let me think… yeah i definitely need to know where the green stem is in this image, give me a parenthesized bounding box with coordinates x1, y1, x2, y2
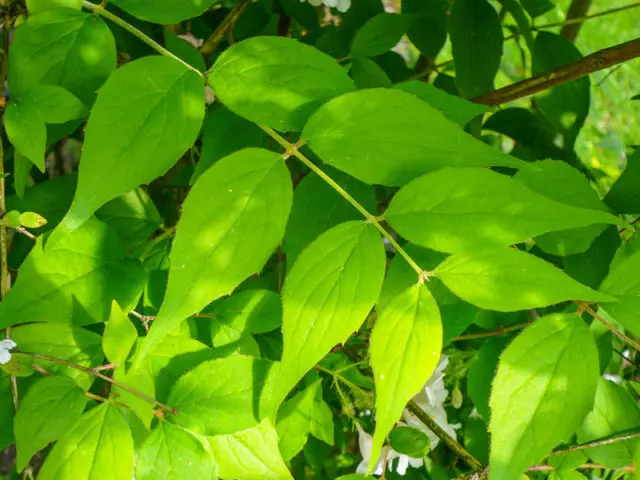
(534, 2, 640, 31)
(548, 430, 640, 457)
(81, 1, 204, 77)
(583, 304, 640, 352)
(260, 126, 425, 278)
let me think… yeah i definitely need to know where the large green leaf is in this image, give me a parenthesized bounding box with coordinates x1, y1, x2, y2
(210, 36, 355, 132)
(53, 56, 204, 239)
(14, 376, 87, 471)
(434, 248, 614, 311)
(8, 9, 116, 104)
(207, 419, 293, 480)
(10, 324, 103, 390)
(599, 249, 640, 336)
(39, 403, 134, 480)
(369, 283, 442, 471)
(168, 356, 279, 435)
(402, 0, 447, 58)
(4, 101, 46, 171)
(137, 423, 216, 480)
(490, 313, 599, 479)
(137, 148, 292, 366)
(302, 89, 523, 186)
(112, 0, 217, 24)
(449, 0, 503, 98)
(350, 13, 405, 58)
(577, 378, 640, 468)
(385, 168, 621, 253)
(0, 218, 145, 328)
(280, 221, 385, 394)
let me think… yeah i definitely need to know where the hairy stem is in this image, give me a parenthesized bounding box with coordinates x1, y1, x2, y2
(473, 38, 640, 106)
(260, 125, 425, 278)
(20, 352, 178, 414)
(406, 400, 483, 472)
(549, 430, 640, 457)
(81, 1, 204, 77)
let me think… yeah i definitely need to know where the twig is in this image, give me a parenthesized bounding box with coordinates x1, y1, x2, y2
(452, 322, 530, 341)
(559, 0, 592, 42)
(200, 0, 251, 56)
(528, 463, 633, 472)
(582, 304, 640, 352)
(535, 2, 640, 32)
(406, 400, 483, 472)
(19, 352, 178, 414)
(473, 38, 640, 106)
(549, 430, 640, 457)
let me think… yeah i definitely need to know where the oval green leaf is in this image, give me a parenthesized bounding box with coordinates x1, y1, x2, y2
(210, 36, 355, 132)
(599, 249, 640, 337)
(351, 13, 405, 58)
(302, 89, 522, 186)
(490, 313, 599, 479)
(434, 248, 615, 311)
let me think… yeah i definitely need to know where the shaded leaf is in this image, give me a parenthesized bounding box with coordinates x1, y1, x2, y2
(600, 249, 640, 337)
(111, 0, 217, 24)
(102, 301, 138, 365)
(351, 13, 405, 58)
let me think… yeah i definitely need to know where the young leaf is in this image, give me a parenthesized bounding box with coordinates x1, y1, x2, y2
(490, 313, 599, 479)
(350, 13, 405, 58)
(210, 36, 355, 132)
(137, 423, 217, 480)
(10, 324, 103, 390)
(385, 167, 622, 253)
(302, 89, 523, 186)
(111, 0, 217, 24)
(4, 101, 46, 171)
(280, 221, 385, 394)
(395, 81, 492, 126)
(207, 419, 294, 480)
(599, 249, 640, 337)
(14, 376, 87, 471)
(102, 301, 138, 365)
(137, 148, 292, 366)
(39, 403, 134, 480)
(577, 378, 640, 468)
(8, 9, 116, 104)
(0, 218, 145, 329)
(53, 56, 204, 239)
(369, 284, 443, 471)
(434, 248, 615, 311)
(449, 0, 503, 98)
(167, 356, 279, 436)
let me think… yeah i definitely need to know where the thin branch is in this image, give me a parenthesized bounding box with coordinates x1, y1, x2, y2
(549, 431, 640, 457)
(473, 38, 640, 106)
(582, 304, 640, 352)
(200, 0, 251, 56)
(452, 322, 530, 341)
(20, 352, 178, 415)
(528, 463, 633, 472)
(81, 1, 204, 77)
(535, 2, 640, 32)
(559, 0, 592, 42)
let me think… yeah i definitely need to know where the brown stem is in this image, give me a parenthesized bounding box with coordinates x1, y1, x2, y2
(528, 463, 633, 472)
(406, 400, 483, 472)
(582, 304, 640, 352)
(20, 352, 178, 415)
(560, 0, 592, 42)
(473, 38, 640, 106)
(200, 0, 251, 56)
(548, 430, 640, 457)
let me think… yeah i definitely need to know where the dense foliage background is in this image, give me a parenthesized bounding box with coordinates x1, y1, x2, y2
(1, 0, 640, 479)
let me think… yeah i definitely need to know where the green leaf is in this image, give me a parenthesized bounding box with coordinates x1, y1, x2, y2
(209, 36, 355, 132)
(10, 323, 103, 389)
(53, 56, 204, 238)
(0, 218, 145, 328)
(168, 356, 279, 435)
(605, 148, 640, 214)
(369, 284, 442, 469)
(564, 226, 621, 290)
(39, 403, 134, 480)
(4, 101, 46, 171)
(21, 85, 88, 124)
(280, 221, 385, 393)
(350, 57, 393, 89)
(533, 33, 589, 146)
(137, 148, 292, 366)
(163, 28, 206, 72)
(519, 0, 554, 17)
(136, 423, 216, 480)
(207, 419, 293, 480)
(4, 210, 23, 228)
(395, 81, 492, 126)
(577, 378, 640, 468)
(489, 313, 599, 479)
(403, 0, 447, 58)
(13, 152, 33, 199)
(350, 13, 405, 58)
(389, 426, 431, 458)
(14, 375, 87, 471)
(434, 248, 615, 311)
(600, 250, 640, 337)
(111, 0, 217, 24)
(547, 450, 588, 471)
(0, 373, 16, 450)
(276, 380, 320, 460)
(467, 338, 506, 421)
(19, 211, 47, 229)
(102, 301, 138, 364)
(302, 89, 522, 186)
(449, 0, 503, 98)
(27, 0, 83, 13)
(8, 9, 116, 104)
(284, 167, 376, 266)
(385, 167, 621, 253)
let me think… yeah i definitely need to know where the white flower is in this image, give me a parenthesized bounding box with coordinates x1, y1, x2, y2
(355, 424, 423, 476)
(0, 339, 17, 365)
(301, 0, 351, 13)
